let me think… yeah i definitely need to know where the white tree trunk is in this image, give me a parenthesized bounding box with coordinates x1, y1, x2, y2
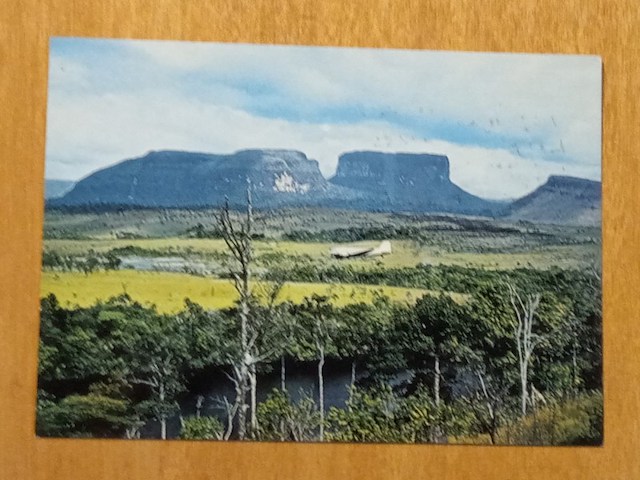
(249, 363, 257, 436)
(572, 336, 578, 394)
(281, 355, 286, 391)
(237, 363, 248, 440)
(160, 420, 167, 441)
(318, 346, 325, 441)
(508, 284, 541, 418)
(159, 382, 167, 440)
(520, 364, 528, 416)
(434, 354, 441, 407)
(476, 371, 498, 444)
(350, 360, 356, 393)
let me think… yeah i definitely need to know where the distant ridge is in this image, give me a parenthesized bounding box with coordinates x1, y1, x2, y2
(48, 149, 601, 225)
(45, 179, 75, 199)
(50, 149, 502, 214)
(508, 175, 601, 226)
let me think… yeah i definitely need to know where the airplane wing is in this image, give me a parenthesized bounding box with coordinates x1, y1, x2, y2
(330, 246, 374, 258)
(366, 240, 392, 257)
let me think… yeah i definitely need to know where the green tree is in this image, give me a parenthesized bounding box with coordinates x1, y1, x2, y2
(405, 294, 472, 407)
(326, 385, 409, 443)
(36, 391, 139, 438)
(334, 296, 393, 394)
(295, 294, 338, 441)
(124, 312, 190, 440)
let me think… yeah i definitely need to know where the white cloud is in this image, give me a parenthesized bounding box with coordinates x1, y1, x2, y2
(127, 40, 602, 167)
(45, 88, 600, 199)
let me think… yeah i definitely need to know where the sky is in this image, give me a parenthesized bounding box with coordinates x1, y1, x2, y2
(45, 37, 602, 200)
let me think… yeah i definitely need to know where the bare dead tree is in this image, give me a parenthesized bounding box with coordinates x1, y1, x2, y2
(216, 182, 286, 439)
(216, 181, 254, 440)
(457, 361, 508, 445)
(507, 283, 542, 417)
(287, 389, 321, 442)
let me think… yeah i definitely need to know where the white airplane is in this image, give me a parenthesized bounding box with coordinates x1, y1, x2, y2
(330, 240, 392, 259)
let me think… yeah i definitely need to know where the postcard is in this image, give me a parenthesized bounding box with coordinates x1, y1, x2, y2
(38, 37, 602, 444)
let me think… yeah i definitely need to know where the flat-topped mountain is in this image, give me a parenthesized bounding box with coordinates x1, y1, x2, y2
(52, 149, 501, 214)
(48, 149, 600, 224)
(330, 151, 500, 215)
(508, 175, 601, 226)
(55, 150, 353, 208)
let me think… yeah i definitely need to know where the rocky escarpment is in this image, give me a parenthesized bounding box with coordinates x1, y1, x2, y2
(508, 175, 601, 226)
(53, 149, 502, 214)
(330, 151, 502, 215)
(54, 150, 347, 208)
(50, 149, 598, 224)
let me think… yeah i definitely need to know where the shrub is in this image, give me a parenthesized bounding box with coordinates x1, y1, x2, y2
(256, 389, 320, 442)
(36, 393, 139, 438)
(326, 385, 411, 443)
(497, 392, 603, 445)
(179, 416, 224, 440)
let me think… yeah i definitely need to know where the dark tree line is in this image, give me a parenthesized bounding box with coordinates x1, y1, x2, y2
(42, 250, 121, 274)
(266, 261, 598, 297)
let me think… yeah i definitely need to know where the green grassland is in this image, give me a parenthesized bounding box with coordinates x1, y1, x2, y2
(44, 236, 599, 270)
(43, 207, 601, 270)
(41, 270, 442, 313)
(41, 208, 600, 311)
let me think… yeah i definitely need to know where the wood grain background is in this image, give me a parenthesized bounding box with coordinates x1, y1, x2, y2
(1, 1, 638, 478)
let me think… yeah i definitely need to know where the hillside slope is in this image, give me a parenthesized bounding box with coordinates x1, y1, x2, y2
(508, 175, 601, 226)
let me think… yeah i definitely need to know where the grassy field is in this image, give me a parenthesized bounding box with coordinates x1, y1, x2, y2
(44, 237, 598, 270)
(40, 271, 447, 313)
(40, 209, 599, 312)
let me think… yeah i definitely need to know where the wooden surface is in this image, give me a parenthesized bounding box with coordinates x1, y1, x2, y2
(1, 1, 638, 478)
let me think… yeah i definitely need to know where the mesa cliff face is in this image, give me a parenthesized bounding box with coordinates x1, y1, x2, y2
(57, 150, 338, 208)
(331, 151, 451, 194)
(49, 149, 599, 224)
(330, 151, 500, 214)
(54, 149, 501, 214)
